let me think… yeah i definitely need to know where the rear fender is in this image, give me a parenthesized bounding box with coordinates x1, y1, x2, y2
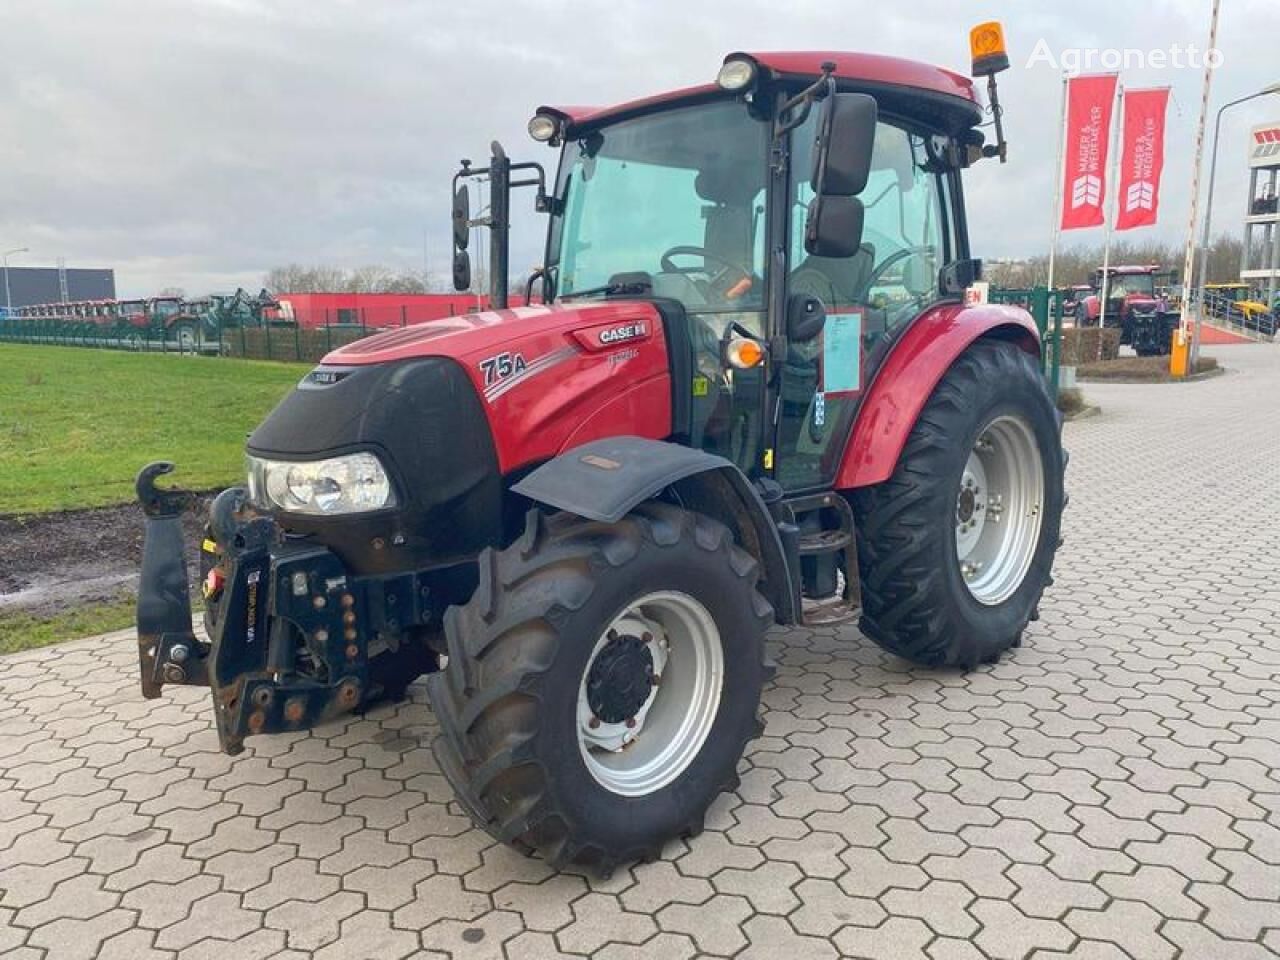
(835, 303, 1040, 490)
(512, 436, 799, 624)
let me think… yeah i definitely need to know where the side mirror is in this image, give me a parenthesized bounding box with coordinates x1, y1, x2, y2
(452, 250, 471, 291)
(940, 258, 982, 296)
(804, 195, 864, 258)
(452, 184, 470, 251)
(787, 293, 826, 342)
(811, 93, 878, 197)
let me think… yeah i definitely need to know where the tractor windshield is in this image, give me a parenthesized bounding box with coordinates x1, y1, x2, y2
(1105, 273, 1155, 297)
(548, 100, 769, 312)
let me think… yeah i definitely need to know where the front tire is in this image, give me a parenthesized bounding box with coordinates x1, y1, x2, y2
(427, 503, 773, 874)
(851, 340, 1064, 668)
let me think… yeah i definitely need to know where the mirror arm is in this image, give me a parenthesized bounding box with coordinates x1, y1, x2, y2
(524, 267, 547, 306)
(773, 63, 836, 139)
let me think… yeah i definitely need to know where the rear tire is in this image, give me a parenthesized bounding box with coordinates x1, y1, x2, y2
(427, 502, 773, 874)
(851, 340, 1064, 668)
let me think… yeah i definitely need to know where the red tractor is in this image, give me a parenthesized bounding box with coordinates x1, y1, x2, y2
(137, 26, 1065, 873)
(1075, 264, 1176, 356)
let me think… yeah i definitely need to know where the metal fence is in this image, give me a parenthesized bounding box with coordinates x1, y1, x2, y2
(987, 286, 1066, 394)
(0, 305, 474, 364)
(2, 292, 1068, 389)
(1200, 291, 1278, 339)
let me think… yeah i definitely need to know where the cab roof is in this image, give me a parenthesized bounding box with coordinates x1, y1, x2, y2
(1097, 265, 1162, 275)
(541, 51, 983, 135)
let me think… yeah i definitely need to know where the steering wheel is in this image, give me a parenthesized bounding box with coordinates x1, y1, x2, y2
(659, 246, 754, 300)
(860, 245, 935, 297)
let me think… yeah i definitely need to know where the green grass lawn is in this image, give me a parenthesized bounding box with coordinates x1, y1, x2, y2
(0, 344, 307, 514)
(0, 594, 138, 655)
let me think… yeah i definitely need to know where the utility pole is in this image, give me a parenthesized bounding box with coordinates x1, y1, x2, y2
(3, 247, 29, 316)
(1176, 0, 1221, 375)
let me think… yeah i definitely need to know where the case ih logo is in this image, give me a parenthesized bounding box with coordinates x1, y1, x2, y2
(1071, 174, 1102, 209)
(598, 322, 647, 345)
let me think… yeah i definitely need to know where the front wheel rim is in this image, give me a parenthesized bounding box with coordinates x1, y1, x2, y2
(955, 415, 1045, 606)
(576, 590, 723, 797)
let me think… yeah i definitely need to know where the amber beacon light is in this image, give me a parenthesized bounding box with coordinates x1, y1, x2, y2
(969, 21, 1010, 76)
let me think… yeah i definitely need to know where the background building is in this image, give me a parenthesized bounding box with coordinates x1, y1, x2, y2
(2, 266, 116, 309)
(1242, 121, 1280, 306)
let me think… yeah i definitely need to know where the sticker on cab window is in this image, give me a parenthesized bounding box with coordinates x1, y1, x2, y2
(821, 310, 863, 396)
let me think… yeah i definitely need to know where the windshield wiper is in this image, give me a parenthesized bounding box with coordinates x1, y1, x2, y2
(560, 279, 650, 301)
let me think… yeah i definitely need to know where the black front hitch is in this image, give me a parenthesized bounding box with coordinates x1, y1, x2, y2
(136, 462, 205, 697)
(135, 462, 433, 755)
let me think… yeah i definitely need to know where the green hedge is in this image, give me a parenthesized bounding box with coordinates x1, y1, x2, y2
(1060, 327, 1121, 365)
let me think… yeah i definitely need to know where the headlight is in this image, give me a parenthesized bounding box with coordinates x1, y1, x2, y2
(247, 452, 395, 516)
(716, 57, 757, 92)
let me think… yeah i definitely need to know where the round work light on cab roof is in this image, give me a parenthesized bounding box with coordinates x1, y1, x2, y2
(716, 57, 757, 92)
(527, 113, 560, 143)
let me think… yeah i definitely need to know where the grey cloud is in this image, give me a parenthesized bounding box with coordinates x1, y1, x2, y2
(1, 0, 1277, 295)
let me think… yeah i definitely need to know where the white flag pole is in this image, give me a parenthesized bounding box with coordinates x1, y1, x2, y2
(1047, 73, 1069, 293)
(1098, 81, 1124, 339)
(1184, 0, 1222, 371)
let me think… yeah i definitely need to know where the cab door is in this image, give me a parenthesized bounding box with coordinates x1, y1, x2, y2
(774, 114, 956, 492)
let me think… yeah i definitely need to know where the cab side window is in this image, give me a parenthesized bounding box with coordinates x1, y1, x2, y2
(776, 116, 948, 491)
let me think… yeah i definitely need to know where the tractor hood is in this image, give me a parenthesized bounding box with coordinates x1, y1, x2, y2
(1120, 293, 1159, 310)
(243, 298, 674, 573)
(275, 297, 674, 482)
(323, 302, 659, 367)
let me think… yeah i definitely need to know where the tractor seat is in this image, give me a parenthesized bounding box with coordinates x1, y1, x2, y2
(790, 243, 876, 310)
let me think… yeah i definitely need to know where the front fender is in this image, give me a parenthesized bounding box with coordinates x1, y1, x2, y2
(512, 436, 798, 624)
(835, 303, 1040, 490)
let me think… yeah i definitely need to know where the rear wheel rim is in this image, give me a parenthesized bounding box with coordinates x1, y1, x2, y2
(577, 590, 723, 797)
(955, 415, 1045, 605)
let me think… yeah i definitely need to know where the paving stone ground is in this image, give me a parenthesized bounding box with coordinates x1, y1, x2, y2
(3, 343, 1279, 960)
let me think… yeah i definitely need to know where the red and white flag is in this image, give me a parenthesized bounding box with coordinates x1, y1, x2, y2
(1060, 73, 1119, 231)
(1115, 87, 1171, 231)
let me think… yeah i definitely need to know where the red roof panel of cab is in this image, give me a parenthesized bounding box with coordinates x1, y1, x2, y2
(543, 51, 977, 130)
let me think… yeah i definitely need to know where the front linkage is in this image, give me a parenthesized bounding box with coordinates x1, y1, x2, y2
(135, 462, 434, 754)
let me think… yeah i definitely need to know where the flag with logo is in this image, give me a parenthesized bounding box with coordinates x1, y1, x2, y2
(1060, 73, 1119, 230)
(1116, 87, 1171, 231)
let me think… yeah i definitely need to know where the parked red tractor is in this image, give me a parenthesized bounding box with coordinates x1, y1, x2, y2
(1075, 264, 1176, 356)
(137, 25, 1065, 873)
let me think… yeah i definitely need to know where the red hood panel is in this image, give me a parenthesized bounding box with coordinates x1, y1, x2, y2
(323, 301, 673, 475)
(324, 303, 649, 366)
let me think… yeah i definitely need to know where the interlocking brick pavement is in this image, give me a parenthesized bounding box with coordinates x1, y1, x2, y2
(2, 343, 1278, 959)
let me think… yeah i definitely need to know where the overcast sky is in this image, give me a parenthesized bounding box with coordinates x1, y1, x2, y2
(2, 0, 1279, 297)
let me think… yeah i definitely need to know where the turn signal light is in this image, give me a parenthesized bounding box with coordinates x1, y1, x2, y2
(969, 21, 1010, 76)
(726, 337, 766, 369)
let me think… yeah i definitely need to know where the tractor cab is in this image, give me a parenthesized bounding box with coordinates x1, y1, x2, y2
(1091, 265, 1159, 310)
(455, 50, 1001, 493)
